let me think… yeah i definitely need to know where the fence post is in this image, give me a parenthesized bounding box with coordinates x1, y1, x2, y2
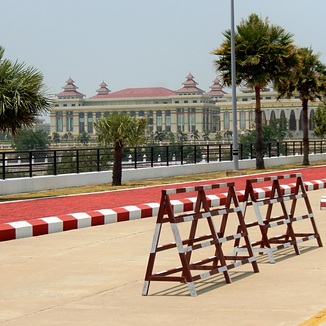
(2, 153, 5, 180)
(206, 145, 209, 163)
(218, 144, 222, 162)
(97, 148, 100, 171)
(151, 147, 154, 167)
(53, 150, 57, 175)
(76, 150, 79, 173)
(29, 151, 33, 177)
(134, 147, 137, 169)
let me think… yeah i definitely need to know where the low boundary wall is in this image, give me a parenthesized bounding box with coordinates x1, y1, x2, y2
(1, 153, 325, 195)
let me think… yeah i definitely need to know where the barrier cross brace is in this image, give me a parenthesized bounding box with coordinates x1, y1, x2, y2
(234, 173, 323, 263)
(142, 182, 259, 297)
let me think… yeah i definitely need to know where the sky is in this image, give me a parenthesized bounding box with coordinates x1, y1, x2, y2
(1, 0, 326, 99)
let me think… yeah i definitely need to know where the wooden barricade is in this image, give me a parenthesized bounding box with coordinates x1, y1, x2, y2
(142, 182, 259, 297)
(234, 173, 323, 263)
(320, 196, 326, 210)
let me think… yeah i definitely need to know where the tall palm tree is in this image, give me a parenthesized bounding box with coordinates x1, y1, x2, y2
(274, 47, 326, 165)
(94, 113, 147, 186)
(212, 13, 297, 169)
(0, 46, 50, 135)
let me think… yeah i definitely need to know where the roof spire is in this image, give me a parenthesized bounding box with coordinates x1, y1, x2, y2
(176, 73, 204, 94)
(96, 81, 111, 96)
(56, 77, 85, 99)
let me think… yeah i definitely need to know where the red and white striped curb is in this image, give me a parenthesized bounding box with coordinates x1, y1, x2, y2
(1, 179, 325, 242)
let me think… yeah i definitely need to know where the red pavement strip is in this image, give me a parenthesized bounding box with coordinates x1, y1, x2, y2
(1, 166, 326, 242)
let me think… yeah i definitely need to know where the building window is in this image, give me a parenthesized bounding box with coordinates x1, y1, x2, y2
(79, 112, 85, 133)
(165, 110, 171, 132)
(177, 108, 184, 132)
(249, 111, 255, 128)
(96, 112, 102, 121)
(188, 108, 196, 132)
(156, 110, 162, 132)
(147, 111, 153, 132)
(56, 111, 63, 132)
(289, 110, 296, 131)
(270, 110, 276, 124)
(139, 110, 144, 117)
(66, 111, 73, 132)
(104, 111, 110, 117)
(240, 111, 246, 129)
(87, 112, 93, 134)
(224, 111, 229, 130)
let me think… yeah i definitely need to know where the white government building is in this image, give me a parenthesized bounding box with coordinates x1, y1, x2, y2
(49, 73, 318, 140)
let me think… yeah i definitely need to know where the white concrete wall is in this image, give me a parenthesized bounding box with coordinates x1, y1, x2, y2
(1, 154, 325, 195)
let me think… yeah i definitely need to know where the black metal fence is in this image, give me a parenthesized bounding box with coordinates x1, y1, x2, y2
(1, 141, 325, 180)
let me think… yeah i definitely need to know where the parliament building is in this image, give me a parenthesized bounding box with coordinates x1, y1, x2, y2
(49, 73, 318, 140)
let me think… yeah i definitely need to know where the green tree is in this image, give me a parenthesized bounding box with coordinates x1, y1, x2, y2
(0, 46, 50, 135)
(191, 129, 200, 142)
(213, 13, 297, 169)
(224, 130, 233, 140)
(78, 132, 90, 145)
(154, 130, 167, 143)
(13, 129, 49, 151)
(240, 118, 290, 158)
(313, 101, 326, 139)
(52, 132, 60, 144)
(167, 131, 175, 143)
(215, 131, 223, 142)
(202, 130, 211, 142)
(274, 47, 326, 165)
(94, 113, 147, 186)
(177, 130, 188, 143)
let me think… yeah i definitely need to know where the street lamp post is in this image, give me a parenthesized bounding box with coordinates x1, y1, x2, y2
(230, 0, 239, 170)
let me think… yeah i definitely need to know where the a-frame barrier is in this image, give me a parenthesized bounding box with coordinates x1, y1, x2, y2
(234, 173, 323, 263)
(142, 182, 259, 297)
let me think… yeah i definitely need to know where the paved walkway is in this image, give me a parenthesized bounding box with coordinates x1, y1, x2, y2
(0, 166, 326, 325)
(1, 165, 326, 223)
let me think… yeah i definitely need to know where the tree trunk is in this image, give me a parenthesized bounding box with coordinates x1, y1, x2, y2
(112, 145, 123, 186)
(302, 98, 310, 166)
(255, 85, 265, 169)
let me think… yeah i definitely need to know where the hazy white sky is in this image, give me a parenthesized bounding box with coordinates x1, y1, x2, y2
(1, 0, 325, 97)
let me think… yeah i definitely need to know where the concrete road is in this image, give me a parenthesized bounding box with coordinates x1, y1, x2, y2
(0, 189, 326, 326)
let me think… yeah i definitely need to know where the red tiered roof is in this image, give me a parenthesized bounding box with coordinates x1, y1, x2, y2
(176, 73, 204, 94)
(96, 81, 111, 96)
(206, 77, 227, 97)
(56, 77, 85, 98)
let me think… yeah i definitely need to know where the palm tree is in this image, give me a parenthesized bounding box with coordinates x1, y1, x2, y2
(177, 130, 188, 143)
(274, 47, 326, 165)
(154, 130, 167, 143)
(0, 46, 50, 135)
(94, 113, 147, 186)
(212, 13, 297, 169)
(191, 129, 200, 143)
(202, 130, 211, 142)
(78, 132, 90, 145)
